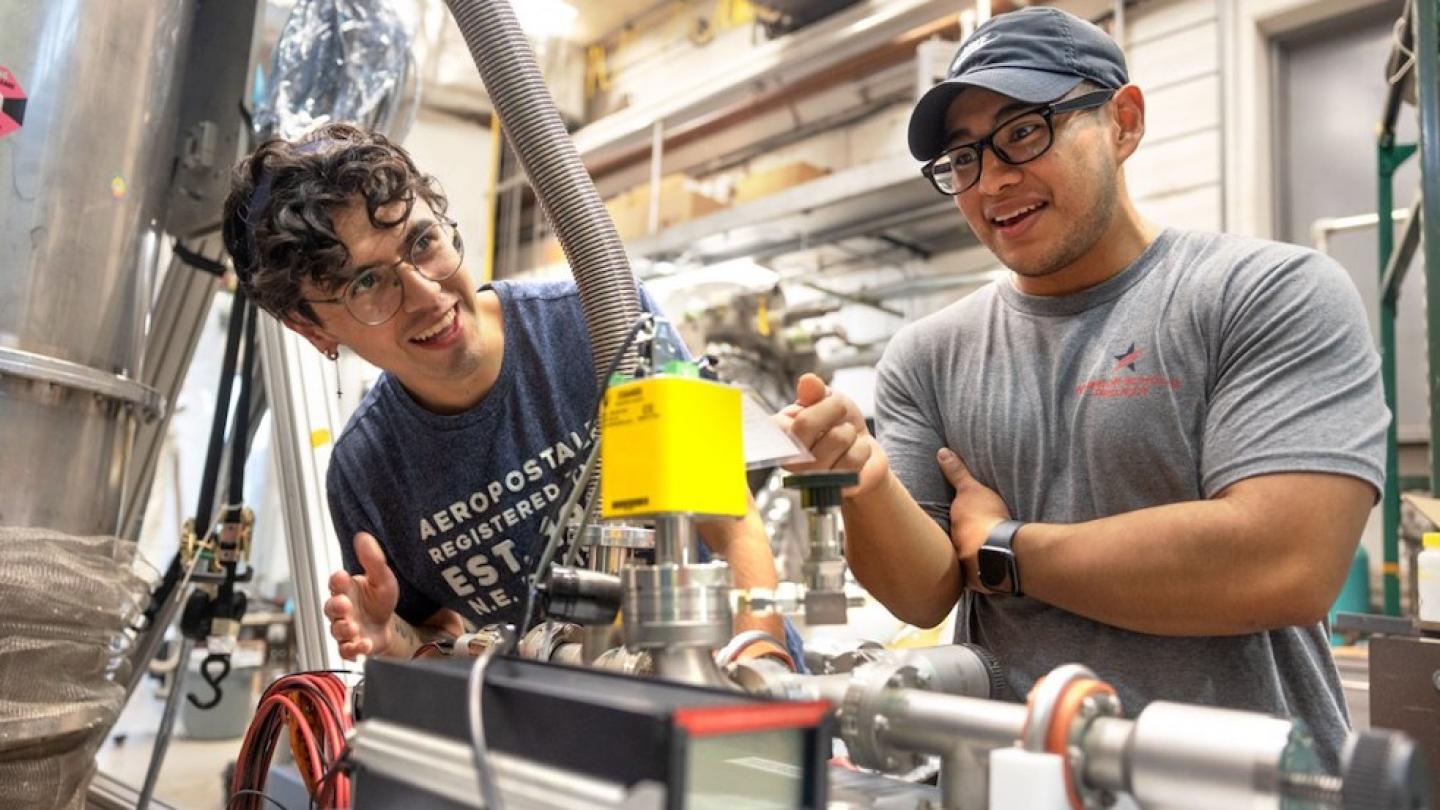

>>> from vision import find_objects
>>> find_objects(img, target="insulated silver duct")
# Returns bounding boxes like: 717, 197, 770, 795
441, 0, 642, 386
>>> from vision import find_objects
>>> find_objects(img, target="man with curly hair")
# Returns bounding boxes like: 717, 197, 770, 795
222, 123, 786, 662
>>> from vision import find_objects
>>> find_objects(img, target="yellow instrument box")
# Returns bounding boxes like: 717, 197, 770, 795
600, 374, 747, 519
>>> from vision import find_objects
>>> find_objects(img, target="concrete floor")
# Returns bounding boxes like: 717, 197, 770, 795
95, 678, 251, 810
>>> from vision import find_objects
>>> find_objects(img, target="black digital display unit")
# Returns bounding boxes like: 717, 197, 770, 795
354, 655, 832, 810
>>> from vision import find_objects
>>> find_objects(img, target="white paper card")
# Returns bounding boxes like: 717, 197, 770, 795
741, 389, 813, 470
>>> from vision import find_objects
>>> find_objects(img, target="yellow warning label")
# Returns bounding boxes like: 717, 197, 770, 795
600, 375, 746, 519
310, 428, 332, 448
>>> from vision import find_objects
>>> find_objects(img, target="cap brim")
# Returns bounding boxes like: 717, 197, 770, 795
907, 68, 1081, 160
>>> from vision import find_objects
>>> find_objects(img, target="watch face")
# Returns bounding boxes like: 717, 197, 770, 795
978, 547, 1010, 590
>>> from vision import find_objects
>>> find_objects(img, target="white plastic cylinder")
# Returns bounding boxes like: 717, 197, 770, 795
1419, 532, 1440, 623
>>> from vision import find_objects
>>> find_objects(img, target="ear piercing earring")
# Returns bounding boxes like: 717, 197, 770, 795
326, 347, 342, 401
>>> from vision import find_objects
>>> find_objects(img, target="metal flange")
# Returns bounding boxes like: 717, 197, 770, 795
839, 659, 930, 773
0, 345, 164, 421
573, 523, 654, 549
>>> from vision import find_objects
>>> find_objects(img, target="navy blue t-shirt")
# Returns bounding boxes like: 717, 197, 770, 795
326, 279, 661, 627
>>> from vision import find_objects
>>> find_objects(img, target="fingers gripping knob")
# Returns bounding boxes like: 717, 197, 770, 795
784, 471, 859, 509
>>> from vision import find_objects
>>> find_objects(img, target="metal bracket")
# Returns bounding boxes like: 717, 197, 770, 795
1380, 142, 1418, 175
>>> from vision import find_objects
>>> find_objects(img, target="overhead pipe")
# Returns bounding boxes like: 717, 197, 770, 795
442, 0, 642, 388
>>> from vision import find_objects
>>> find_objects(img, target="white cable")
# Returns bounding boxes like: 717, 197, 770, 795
713, 630, 788, 668
467, 649, 505, 809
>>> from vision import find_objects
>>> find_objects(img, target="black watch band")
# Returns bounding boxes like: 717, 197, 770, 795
978, 519, 1025, 596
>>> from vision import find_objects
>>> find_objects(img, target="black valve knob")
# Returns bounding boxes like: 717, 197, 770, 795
783, 471, 858, 509
1340, 729, 1430, 810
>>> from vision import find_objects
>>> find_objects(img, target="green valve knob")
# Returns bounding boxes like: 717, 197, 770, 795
783, 472, 858, 509
662, 360, 700, 378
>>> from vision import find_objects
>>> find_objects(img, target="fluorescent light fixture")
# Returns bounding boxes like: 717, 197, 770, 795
514, 0, 579, 39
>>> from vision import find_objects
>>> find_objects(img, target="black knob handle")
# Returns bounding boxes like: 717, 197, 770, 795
1341, 729, 1431, 810
782, 471, 858, 509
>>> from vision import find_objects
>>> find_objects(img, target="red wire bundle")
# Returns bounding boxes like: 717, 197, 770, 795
230, 671, 353, 809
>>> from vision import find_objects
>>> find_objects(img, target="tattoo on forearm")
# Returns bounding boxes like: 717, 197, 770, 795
389, 615, 453, 654
390, 616, 420, 650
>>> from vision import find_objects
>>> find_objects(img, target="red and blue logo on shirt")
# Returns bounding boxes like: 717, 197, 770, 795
1076, 342, 1181, 399
1112, 342, 1143, 373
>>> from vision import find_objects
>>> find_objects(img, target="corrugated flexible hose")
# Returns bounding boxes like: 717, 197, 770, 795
443, 0, 642, 388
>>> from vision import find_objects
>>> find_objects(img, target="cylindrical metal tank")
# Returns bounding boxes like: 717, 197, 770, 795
0, 1, 191, 535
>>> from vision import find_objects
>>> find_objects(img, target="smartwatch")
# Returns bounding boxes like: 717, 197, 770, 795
977, 519, 1025, 596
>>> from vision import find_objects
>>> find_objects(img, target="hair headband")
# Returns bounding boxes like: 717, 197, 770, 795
244, 138, 340, 269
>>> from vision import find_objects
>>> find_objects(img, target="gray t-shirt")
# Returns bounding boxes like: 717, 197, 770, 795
875, 228, 1387, 769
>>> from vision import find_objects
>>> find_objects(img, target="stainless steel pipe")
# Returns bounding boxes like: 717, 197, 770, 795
1, 0, 189, 536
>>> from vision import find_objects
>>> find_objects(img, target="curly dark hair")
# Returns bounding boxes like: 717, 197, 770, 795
221, 122, 450, 325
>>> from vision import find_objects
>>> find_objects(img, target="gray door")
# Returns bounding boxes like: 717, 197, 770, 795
1277, 1, 1426, 443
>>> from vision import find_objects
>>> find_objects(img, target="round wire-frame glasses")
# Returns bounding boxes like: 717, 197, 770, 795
307, 218, 465, 326
921, 89, 1116, 196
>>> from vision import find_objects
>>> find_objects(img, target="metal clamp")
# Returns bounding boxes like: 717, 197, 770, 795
713, 630, 789, 669
454, 625, 518, 657
1061, 689, 1122, 809
1021, 663, 1096, 753
179, 519, 205, 567
592, 646, 652, 676
215, 505, 255, 564
573, 523, 654, 549
518, 622, 583, 661
726, 656, 809, 698
1023, 664, 1123, 810
0, 345, 165, 421
839, 659, 929, 773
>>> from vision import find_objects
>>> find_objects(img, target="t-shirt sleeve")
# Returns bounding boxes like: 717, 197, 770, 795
326, 452, 445, 627
1200, 247, 1388, 498
875, 331, 953, 532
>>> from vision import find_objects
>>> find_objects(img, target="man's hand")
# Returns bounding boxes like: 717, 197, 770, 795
324, 532, 401, 660
938, 448, 1010, 592
777, 373, 888, 498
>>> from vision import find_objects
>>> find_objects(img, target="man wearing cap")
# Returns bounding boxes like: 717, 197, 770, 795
222, 122, 790, 664
779, 7, 1386, 768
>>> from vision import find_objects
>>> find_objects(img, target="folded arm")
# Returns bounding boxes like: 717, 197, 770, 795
940, 449, 1374, 636
1012, 472, 1372, 635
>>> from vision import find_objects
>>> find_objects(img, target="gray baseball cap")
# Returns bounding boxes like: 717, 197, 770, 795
907, 7, 1128, 161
